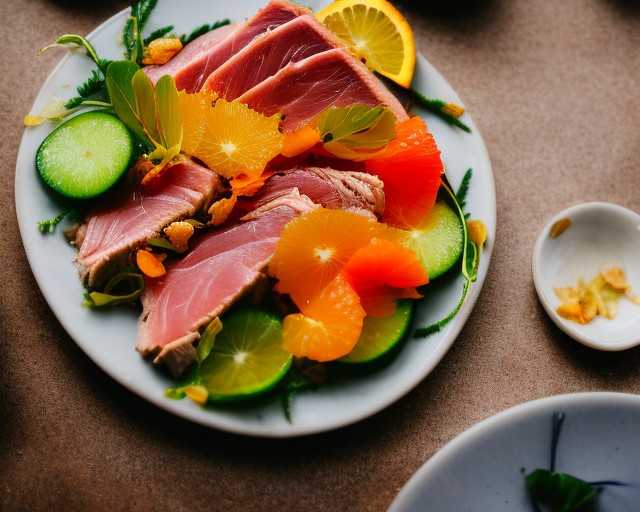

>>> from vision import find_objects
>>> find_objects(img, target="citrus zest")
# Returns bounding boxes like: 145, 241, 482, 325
136, 249, 166, 278
316, 0, 416, 88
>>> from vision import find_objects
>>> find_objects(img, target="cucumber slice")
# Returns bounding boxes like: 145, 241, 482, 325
340, 300, 414, 364
403, 199, 464, 279
199, 309, 293, 402
36, 111, 134, 199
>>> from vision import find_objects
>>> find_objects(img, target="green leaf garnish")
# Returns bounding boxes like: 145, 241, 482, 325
106, 63, 182, 164
146, 236, 178, 251
37, 34, 101, 66
106, 60, 148, 142
317, 105, 396, 149
455, 167, 473, 211
196, 317, 223, 364
132, 68, 161, 143
144, 25, 175, 46
38, 209, 72, 234
84, 269, 144, 308
38, 206, 84, 234
33, 35, 112, 121
155, 74, 183, 149
526, 469, 597, 512
124, 0, 159, 64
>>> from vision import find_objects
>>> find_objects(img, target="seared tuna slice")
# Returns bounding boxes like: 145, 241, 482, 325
76, 160, 223, 289
137, 193, 316, 375
249, 167, 385, 218
237, 48, 409, 131
202, 15, 343, 100
145, 0, 311, 92
143, 23, 238, 87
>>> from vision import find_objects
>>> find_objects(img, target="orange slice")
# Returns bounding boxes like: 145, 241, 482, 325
316, 0, 416, 88
269, 208, 386, 307
178, 93, 283, 179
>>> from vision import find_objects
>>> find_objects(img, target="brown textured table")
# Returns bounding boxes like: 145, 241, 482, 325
2, 1, 640, 510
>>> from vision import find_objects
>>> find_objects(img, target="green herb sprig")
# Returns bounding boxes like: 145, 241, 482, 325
180, 20, 231, 46
410, 89, 472, 133
414, 168, 481, 336
124, 0, 159, 64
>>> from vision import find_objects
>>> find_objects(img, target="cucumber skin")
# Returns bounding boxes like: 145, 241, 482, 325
409, 199, 464, 280
340, 300, 414, 364
36, 111, 134, 199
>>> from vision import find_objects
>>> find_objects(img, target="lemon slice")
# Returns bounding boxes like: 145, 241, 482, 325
316, 0, 416, 88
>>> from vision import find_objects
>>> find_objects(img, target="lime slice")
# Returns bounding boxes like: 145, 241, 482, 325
199, 309, 292, 401
36, 110, 133, 199
403, 199, 464, 280
340, 300, 414, 363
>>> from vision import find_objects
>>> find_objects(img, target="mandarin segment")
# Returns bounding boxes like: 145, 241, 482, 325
269, 208, 387, 307
178, 90, 214, 155
282, 273, 365, 362
178, 94, 283, 179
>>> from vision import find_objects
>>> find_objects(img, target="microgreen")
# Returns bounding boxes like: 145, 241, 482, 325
282, 361, 325, 423
144, 25, 175, 46
34, 35, 112, 121
37, 206, 85, 234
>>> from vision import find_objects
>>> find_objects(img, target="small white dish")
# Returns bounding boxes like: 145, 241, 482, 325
532, 202, 640, 351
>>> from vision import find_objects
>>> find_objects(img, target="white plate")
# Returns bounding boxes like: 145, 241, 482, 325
15, 0, 496, 437
390, 392, 640, 511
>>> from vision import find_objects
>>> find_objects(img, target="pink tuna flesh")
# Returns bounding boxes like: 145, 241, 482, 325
76, 161, 222, 288
202, 15, 343, 100
137, 199, 313, 358
146, 0, 311, 92
237, 48, 409, 131
247, 167, 385, 217
143, 23, 238, 86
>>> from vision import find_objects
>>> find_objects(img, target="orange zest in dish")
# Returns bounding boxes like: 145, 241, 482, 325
555, 266, 640, 324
